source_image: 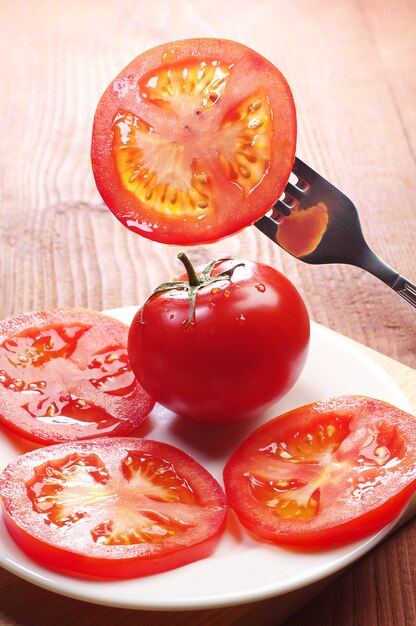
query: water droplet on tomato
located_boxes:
[211,287,220,295]
[224,290,231,298]
[255,283,266,292]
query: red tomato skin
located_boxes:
[0,308,154,444]
[223,396,416,549]
[128,260,310,423]
[91,38,296,245]
[1,508,225,579]
[228,482,415,550]
[0,438,227,579]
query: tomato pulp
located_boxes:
[223,396,416,548]
[91,38,296,245]
[0,308,154,444]
[128,255,310,423]
[0,438,227,578]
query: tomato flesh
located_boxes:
[0,308,154,444]
[0,438,227,578]
[223,396,416,548]
[91,38,296,245]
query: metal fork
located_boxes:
[255,157,416,308]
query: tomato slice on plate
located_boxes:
[91,38,296,245]
[0,308,154,444]
[223,396,416,548]
[0,438,227,578]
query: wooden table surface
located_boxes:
[0,0,415,624]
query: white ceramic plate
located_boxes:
[0,307,413,610]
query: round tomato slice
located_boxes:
[0,308,154,444]
[0,438,227,578]
[91,38,296,245]
[223,396,416,548]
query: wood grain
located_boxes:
[0,0,415,624]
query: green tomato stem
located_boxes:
[140,253,246,329]
[177,252,200,287]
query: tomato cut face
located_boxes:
[0,308,154,444]
[0,438,227,578]
[91,38,296,245]
[223,396,416,548]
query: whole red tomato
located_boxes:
[128,255,310,423]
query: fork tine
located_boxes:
[293,157,345,200]
[274,200,291,216]
[292,157,315,180]
[291,156,357,212]
[282,157,315,201]
[283,181,303,201]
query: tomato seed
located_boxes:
[239,166,251,179]
[248,119,263,129]
[327,424,336,437]
[249,99,261,112]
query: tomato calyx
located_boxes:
[140,253,244,328]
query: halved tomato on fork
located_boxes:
[91,38,296,245]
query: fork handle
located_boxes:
[360,247,416,308]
